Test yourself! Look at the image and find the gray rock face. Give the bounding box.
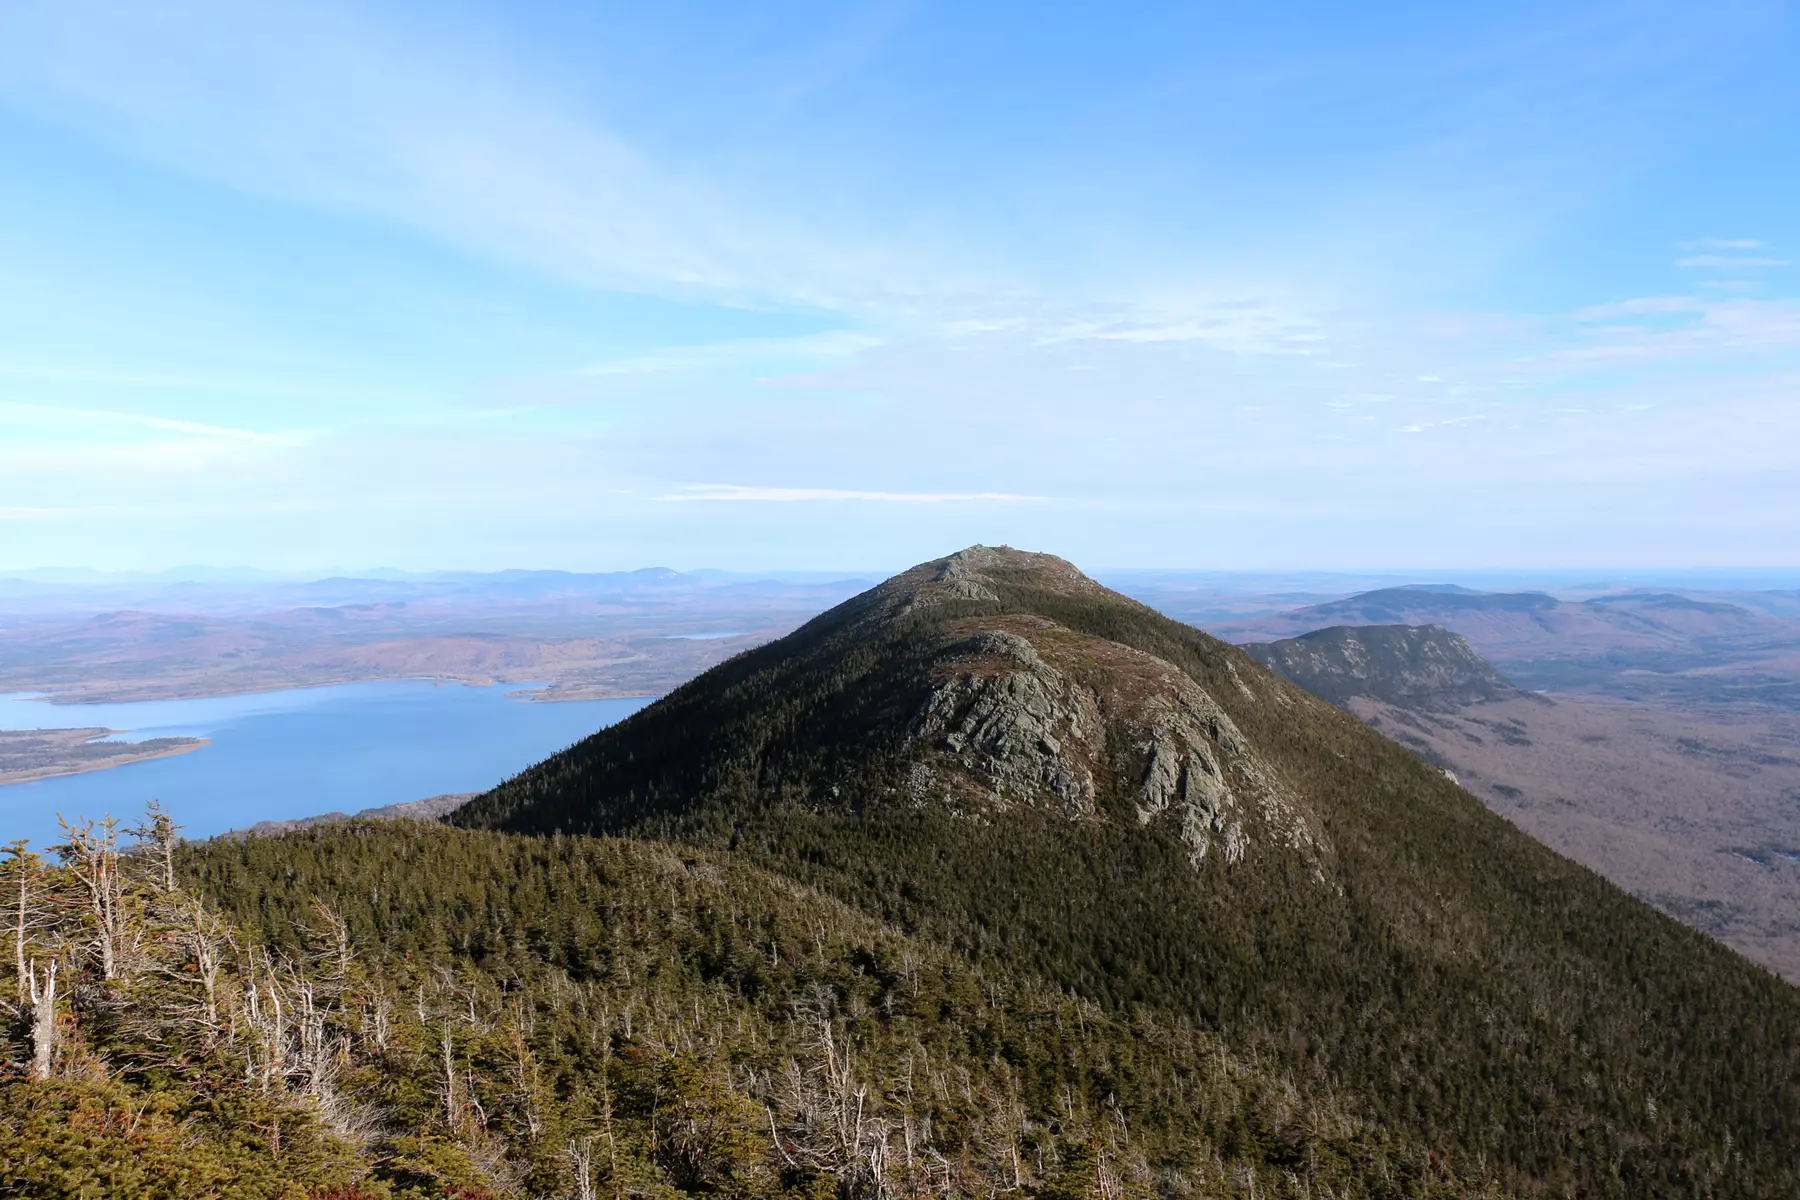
[895,545,1107,611]
[911,622,1325,874]
[1132,691,1249,865]
[933,554,1002,602]
[914,634,1101,814]
[1244,624,1519,711]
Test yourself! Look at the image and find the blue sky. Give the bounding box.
[1,0,1797,572]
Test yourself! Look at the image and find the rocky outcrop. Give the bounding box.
[223,792,474,841]
[1244,624,1520,711]
[933,556,1002,602]
[912,630,1103,814]
[896,545,1113,612]
[910,621,1324,873]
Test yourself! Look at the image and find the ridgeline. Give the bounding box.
[6,547,1798,1199]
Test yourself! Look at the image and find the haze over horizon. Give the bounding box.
[2,1,1797,572]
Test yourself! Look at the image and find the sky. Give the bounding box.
[0,0,1797,573]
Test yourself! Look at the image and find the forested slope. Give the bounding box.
[6,811,1486,1198]
[455,547,1800,1198]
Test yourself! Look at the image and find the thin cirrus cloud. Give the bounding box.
[1675,255,1789,269]
[1681,238,1765,250]
[655,485,1048,504]
[0,1,934,313]
[0,400,297,444]
[579,332,884,378]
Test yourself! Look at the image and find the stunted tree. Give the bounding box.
[54,815,126,980]
[3,839,53,1005]
[170,897,234,1047]
[127,799,183,893]
[3,840,63,1079]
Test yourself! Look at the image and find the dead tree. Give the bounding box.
[177,899,233,1046]
[565,1137,598,1200]
[26,956,58,1079]
[55,815,127,980]
[3,840,53,1006]
[772,1008,896,1200]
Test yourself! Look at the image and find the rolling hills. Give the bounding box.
[1212,584,1800,703]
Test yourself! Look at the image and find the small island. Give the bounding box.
[0,727,208,785]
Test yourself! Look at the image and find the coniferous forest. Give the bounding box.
[6,549,1800,1198]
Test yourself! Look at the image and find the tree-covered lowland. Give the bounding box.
[8,548,1800,1198]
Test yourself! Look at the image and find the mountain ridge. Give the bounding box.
[454,545,1800,1198]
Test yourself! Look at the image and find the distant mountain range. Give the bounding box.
[0,566,879,618]
[1211,584,1800,704]
[0,569,879,707]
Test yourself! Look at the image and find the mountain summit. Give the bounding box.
[459,546,1325,872]
[456,546,1800,1198]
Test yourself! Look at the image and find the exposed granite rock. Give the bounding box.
[910,620,1325,874]
[901,545,1108,610]
[913,631,1100,814]
[1244,624,1520,711]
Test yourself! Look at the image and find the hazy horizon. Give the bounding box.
[8,559,1800,592]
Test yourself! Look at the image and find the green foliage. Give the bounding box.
[183,820,1495,1198]
[0,1073,370,1199]
[448,561,1800,1198]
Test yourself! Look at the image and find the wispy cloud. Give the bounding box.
[0,2,924,311]
[0,505,111,521]
[580,332,880,377]
[655,485,1047,504]
[0,362,323,398]
[1675,255,1788,269]
[1681,237,1764,251]
[0,400,298,444]
[1557,296,1800,362]
[1572,296,1700,320]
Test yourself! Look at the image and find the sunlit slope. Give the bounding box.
[457,546,1800,1198]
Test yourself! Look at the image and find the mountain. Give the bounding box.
[454,546,1800,1198]
[1242,623,1521,709]
[1211,585,1800,701]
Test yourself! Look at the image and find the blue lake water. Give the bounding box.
[0,681,649,848]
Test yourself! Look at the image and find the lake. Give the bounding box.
[0,681,649,848]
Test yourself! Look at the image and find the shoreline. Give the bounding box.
[13,673,663,707]
[0,735,211,787]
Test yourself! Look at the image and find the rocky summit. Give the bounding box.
[459,546,1325,874]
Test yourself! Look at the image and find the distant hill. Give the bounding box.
[454,545,1800,1198]
[1243,623,1521,709]
[1211,583,1800,702]
[1218,584,1796,656]
[1239,622,1800,984]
